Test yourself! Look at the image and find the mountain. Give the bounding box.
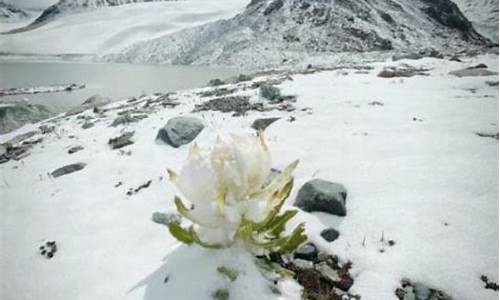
[0,1,29,22]
[453,0,499,43]
[6,0,172,33]
[106,0,492,68]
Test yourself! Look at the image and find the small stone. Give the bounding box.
[320,228,340,242]
[315,261,340,282]
[47,252,53,258]
[294,179,347,216]
[82,122,94,129]
[156,117,204,148]
[108,132,134,149]
[51,163,86,178]
[294,243,318,261]
[293,258,314,269]
[68,146,84,154]
[388,240,396,246]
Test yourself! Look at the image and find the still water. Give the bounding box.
[0,60,240,113]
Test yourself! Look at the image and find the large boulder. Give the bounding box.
[51,163,86,178]
[156,116,204,148]
[294,179,347,216]
[449,67,498,77]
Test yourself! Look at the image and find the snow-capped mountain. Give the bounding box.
[106,0,491,68]
[7,0,171,33]
[0,1,29,22]
[453,0,499,43]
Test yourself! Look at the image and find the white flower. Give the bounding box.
[168,133,298,245]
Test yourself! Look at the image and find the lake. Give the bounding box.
[0,60,241,113]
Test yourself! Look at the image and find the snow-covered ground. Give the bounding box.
[0,54,498,300]
[0,0,248,54]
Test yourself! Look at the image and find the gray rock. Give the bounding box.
[82,122,94,129]
[68,146,84,154]
[449,68,498,77]
[260,85,281,102]
[152,212,181,226]
[315,262,340,282]
[294,179,347,216]
[156,116,204,148]
[251,117,280,131]
[378,64,429,78]
[414,284,431,300]
[320,228,340,242]
[108,131,134,149]
[110,114,147,127]
[293,258,314,269]
[51,163,86,178]
[294,243,318,261]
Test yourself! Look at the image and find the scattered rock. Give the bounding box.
[480,275,499,291]
[81,122,94,129]
[476,132,499,140]
[260,85,281,102]
[193,95,263,116]
[378,64,430,78]
[152,212,181,226]
[251,117,280,131]
[294,179,347,216]
[126,180,152,196]
[51,163,86,178]
[396,279,453,300]
[449,56,462,62]
[198,87,237,98]
[156,116,204,148]
[39,124,55,134]
[67,94,111,116]
[108,131,134,149]
[320,228,340,242]
[294,243,318,261]
[39,240,57,259]
[485,81,499,87]
[110,113,147,127]
[207,78,225,87]
[67,146,84,154]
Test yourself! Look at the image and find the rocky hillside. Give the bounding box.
[6,0,172,33]
[106,0,492,68]
[453,0,499,43]
[0,1,29,22]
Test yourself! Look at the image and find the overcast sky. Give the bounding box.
[4,0,57,10]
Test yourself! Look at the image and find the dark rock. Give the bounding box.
[294,243,318,261]
[193,96,263,116]
[294,179,347,216]
[81,122,94,129]
[368,101,384,106]
[378,64,430,78]
[449,56,462,62]
[486,81,499,87]
[449,68,498,77]
[51,163,86,178]
[251,117,280,131]
[156,116,204,148]
[263,0,283,15]
[320,228,340,242]
[108,131,134,149]
[467,63,488,69]
[67,146,84,154]
[207,78,225,86]
[476,132,499,140]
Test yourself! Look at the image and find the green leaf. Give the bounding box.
[167,222,195,245]
[267,210,298,237]
[189,227,225,249]
[279,223,307,253]
[217,266,238,282]
[212,289,229,300]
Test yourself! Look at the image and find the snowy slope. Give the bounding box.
[1,54,498,300]
[0,0,249,54]
[106,0,491,68]
[0,1,39,32]
[453,0,499,43]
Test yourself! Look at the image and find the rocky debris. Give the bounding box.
[251,117,280,131]
[476,132,499,140]
[485,81,499,87]
[0,142,31,163]
[142,93,180,109]
[51,163,86,178]
[480,275,499,291]
[0,83,85,97]
[294,179,347,216]
[266,251,359,300]
[7,131,38,144]
[110,113,148,127]
[0,102,52,134]
[39,124,55,134]
[368,101,384,106]
[395,279,453,300]
[156,116,204,148]
[320,228,340,242]
[197,87,237,98]
[260,85,281,102]
[392,48,443,61]
[449,56,462,62]
[449,66,498,77]
[81,121,94,129]
[250,77,289,89]
[378,64,430,78]
[413,117,424,122]
[126,180,152,196]
[193,96,264,116]
[108,131,134,149]
[151,212,181,226]
[66,94,111,116]
[207,78,225,87]
[67,146,84,154]
[39,241,57,259]
[294,243,318,261]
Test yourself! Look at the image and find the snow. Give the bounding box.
[1,54,498,300]
[0,0,249,55]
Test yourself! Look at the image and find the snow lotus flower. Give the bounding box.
[166,133,306,253]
